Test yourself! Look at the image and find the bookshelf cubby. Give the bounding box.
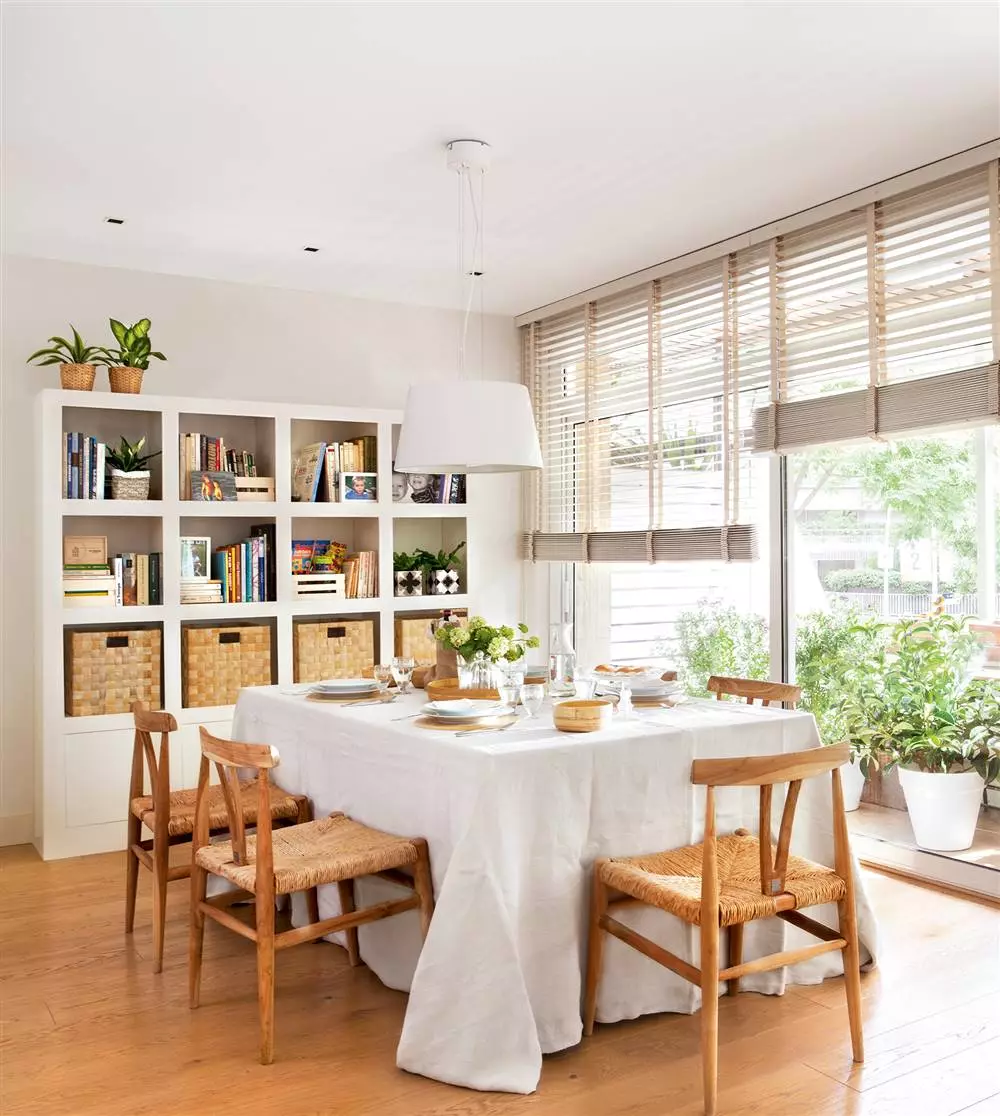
[37,389,478,860]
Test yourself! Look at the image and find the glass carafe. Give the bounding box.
[548,622,577,696]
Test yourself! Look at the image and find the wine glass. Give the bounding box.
[520,683,545,719]
[498,680,520,710]
[390,656,414,695]
[373,663,393,695]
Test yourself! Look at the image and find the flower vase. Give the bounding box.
[458,651,495,690]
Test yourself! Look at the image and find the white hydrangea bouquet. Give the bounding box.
[435,615,540,664]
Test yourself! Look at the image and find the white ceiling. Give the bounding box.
[3,1,998,316]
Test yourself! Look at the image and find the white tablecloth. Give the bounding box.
[232,687,878,1094]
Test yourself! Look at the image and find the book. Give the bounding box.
[250,523,276,601]
[292,442,326,502]
[113,556,124,606]
[120,553,137,606]
[149,552,161,605]
[136,554,149,607]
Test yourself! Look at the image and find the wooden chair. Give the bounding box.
[189,726,435,1065]
[583,741,863,1116]
[706,675,801,707]
[125,702,310,973]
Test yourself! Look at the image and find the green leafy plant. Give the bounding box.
[393,551,423,573]
[105,436,161,473]
[435,615,539,663]
[100,318,166,371]
[674,601,769,696]
[414,541,465,573]
[27,326,108,367]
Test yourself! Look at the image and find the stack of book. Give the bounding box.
[180,579,224,605]
[111,553,162,606]
[291,539,347,575]
[63,561,116,608]
[211,524,276,603]
[342,551,378,598]
[291,438,378,502]
[179,433,258,498]
[62,433,106,499]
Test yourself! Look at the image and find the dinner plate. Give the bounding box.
[311,678,377,692]
[421,699,513,721]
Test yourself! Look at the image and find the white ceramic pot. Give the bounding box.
[841,759,866,812]
[897,766,984,851]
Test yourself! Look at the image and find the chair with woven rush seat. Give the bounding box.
[190,726,435,1065]
[126,702,309,973]
[706,675,801,707]
[582,741,863,1116]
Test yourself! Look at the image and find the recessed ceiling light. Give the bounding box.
[303,246,320,253]
[105,217,125,225]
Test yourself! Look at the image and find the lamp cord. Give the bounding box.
[458,164,485,381]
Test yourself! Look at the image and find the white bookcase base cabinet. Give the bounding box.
[36,390,475,860]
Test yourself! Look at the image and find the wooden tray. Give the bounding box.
[414,713,517,732]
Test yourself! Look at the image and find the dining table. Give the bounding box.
[231,684,879,1094]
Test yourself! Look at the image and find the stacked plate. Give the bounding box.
[593,671,682,703]
[420,698,514,725]
[308,678,379,701]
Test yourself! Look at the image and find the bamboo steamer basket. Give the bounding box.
[553,699,614,733]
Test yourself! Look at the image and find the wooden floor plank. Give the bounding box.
[1,846,997,1116]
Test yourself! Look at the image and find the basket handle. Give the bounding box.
[327,626,346,638]
[106,635,129,649]
[219,631,241,645]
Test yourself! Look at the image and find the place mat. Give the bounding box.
[414,713,518,732]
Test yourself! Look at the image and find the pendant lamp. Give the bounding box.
[394,140,543,474]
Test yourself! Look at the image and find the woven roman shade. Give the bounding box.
[522,159,999,561]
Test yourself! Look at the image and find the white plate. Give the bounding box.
[312,678,377,693]
[422,699,512,720]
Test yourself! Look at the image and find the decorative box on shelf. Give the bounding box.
[181,624,271,708]
[293,573,346,599]
[65,627,162,716]
[293,618,374,683]
[394,571,424,597]
[235,476,276,502]
[430,569,460,595]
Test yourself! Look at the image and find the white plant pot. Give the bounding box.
[897,766,984,852]
[841,759,866,812]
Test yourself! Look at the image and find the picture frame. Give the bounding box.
[341,472,377,502]
[180,536,211,580]
[190,470,238,502]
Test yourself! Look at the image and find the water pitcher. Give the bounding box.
[548,622,577,695]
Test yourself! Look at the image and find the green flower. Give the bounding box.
[487,635,510,659]
[527,635,541,649]
[468,615,485,632]
[449,627,470,649]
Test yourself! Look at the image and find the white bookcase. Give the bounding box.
[36,389,471,859]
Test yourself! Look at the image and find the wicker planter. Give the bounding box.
[110,468,150,500]
[59,363,96,391]
[109,366,144,394]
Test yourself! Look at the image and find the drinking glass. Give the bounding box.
[498,681,520,710]
[373,663,393,695]
[520,683,545,719]
[574,672,596,700]
[390,656,415,695]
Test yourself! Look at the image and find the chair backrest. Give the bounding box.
[130,702,179,831]
[706,675,802,708]
[691,742,851,905]
[194,726,280,876]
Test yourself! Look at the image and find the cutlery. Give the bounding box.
[456,719,520,738]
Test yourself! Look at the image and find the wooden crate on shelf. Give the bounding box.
[65,627,161,717]
[235,476,275,502]
[182,624,272,708]
[294,618,374,683]
[293,573,346,599]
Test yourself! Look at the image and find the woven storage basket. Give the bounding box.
[60,363,96,391]
[293,618,374,683]
[182,624,272,708]
[394,617,439,663]
[65,627,161,716]
[109,366,144,394]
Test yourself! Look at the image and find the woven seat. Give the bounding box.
[195,812,421,895]
[131,778,301,838]
[600,833,846,928]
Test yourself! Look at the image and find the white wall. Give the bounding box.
[0,255,521,844]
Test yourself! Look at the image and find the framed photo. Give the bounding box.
[341,472,377,502]
[180,536,211,580]
[399,472,438,504]
[190,470,237,502]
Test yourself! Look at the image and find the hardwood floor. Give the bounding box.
[1,844,998,1115]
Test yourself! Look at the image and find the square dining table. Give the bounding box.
[231,686,878,1094]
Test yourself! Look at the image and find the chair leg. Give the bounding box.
[412,840,435,942]
[727,923,744,997]
[583,863,609,1038]
[189,863,208,1009]
[256,888,277,1065]
[336,879,361,967]
[125,815,141,934]
[305,886,320,928]
[839,895,865,1064]
[700,919,720,1116]
[151,833,169,973]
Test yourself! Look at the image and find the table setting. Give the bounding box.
[233,630,879,1095]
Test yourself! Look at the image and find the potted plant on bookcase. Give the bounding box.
[27,326,106,390]
[417,541,466,595]
[106,436,161,500]
[393,551,424,597]
[100,318,166,394]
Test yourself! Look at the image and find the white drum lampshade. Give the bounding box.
[394,382,543,473]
